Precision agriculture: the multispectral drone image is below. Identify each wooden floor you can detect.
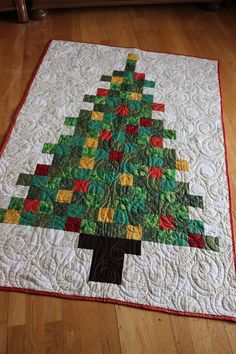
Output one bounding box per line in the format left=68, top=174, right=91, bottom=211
left=0, top=3, right=236, bottom=353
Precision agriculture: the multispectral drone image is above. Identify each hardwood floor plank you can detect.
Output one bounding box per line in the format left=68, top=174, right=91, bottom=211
left=62, top=300, right=121, bottom=354
left=25, top=295, right=45, bottom=354
left=8, top=293, right=26, bottom=327
left=45, top=321, right=64, bottom=354
left=116, top=306, right=177, bottom=354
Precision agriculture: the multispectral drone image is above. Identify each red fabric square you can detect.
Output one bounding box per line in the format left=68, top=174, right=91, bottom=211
left=133, top=72, right=145, bottom=80
left=140, top=118, right=152, bottom=127
left=188, top=234, right=205, bottom=249
left=35, top=164, right=50, bottom=176
left=24, top=199, right=39, bottom=212
left=100, top=130, right=112, bottom=141
left=150, top=136, right=163, bottom=147
left=126, top=125, right=139, bottom=135
left=115, top=106, right=129, bottom=116
left=152, top=103, right=165, bottom=112
left=109, top=150, right=123, bottom=162
left=148, top=167, right=162, bottom=179
left=73, top=179, right=89, bottom=192
left=97, top=88, right=109, bottom=96
left=65, top=217, right=81, bottom=232
left=159, top=216, right=174, bottom=230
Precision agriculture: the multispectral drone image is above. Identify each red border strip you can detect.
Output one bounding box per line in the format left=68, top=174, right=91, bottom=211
left=0, top=39, right=235, bottom=322
left=0, top=285, right=235, bottom=322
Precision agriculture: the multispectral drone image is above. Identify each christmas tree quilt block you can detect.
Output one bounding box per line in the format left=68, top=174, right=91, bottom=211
left=0, top=40, right=235, bottom=321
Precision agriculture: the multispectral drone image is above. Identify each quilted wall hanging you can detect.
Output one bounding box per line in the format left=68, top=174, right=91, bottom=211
left=0, top=40, right=235, bottom=321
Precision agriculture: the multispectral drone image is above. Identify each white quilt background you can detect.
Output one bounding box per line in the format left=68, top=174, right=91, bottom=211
left=0, top=40, right=235, bottom=319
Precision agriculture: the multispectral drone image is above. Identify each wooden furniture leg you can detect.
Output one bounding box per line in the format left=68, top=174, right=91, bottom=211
left=30, top=8, right=48, bottom=20
left=14, top=0, right=28, bottom=22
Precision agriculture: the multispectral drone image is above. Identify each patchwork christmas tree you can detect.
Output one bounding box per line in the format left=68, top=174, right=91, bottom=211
left=0, top=53, right=219, bottom=284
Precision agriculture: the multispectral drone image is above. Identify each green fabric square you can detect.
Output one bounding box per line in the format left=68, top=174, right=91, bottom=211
left=144, top=214, right=159, bottom=228
left=83, top=95, right=96, bottom=103
left=35, top=213, right=52, bottom=228
left=20, top=211, right=36, bottom=226
left=127, top=116, right=140, bottom=125
left=188, top=195, right=203, bottom=209
left=130, top=199, right=145, bottom=214
left=67, top=204, right=84, bottom=218
left=142, top=228, right=157, bottom=242
left=46, top=177, right=62, bottom=189
left=149, top=155, right=163, bottom=168
left=163, top=149, right=176, bottom=169
left=31, top=175, right=48, bottom=188
left=82, top=147, right=97, bottom=158
left=95, top=96, right=106, bottom=104
left=172, top=231, right=189, bottom=246
left=205, top=236, right=219, bottom=251
left=16, top=173, right=32, bottom=186
left=161, top=179, right=176, bottom=192
left=27, top=187, right=43, bottom=199
left=8, top=197, right=24, bottom=211
left=188, top=220, right=204, bottom=235
left=162, top=168, right=176, bottom=180
left=160, top=192, right=176, bottom=203
left=101, top=75, right=111, bottom=82
left=112, top=132, right=125, bottom=142
left=42, top=143, right=56, bottom=154
left=157, top=230, right=175, bottom=245
left=159, top=201, right=174, bottom=216
left=64, top=117, right=78, bottom=126
left=96, top=149, right=109, bottom=160
left=137, top=134, right=149, bottom=146
left=71, top=136, right=85, bottom=146
left=174, top=204, right=189, bottom=219
left=55, top=144, right=71, bottom=155
left=131, top=187, right=146, bottom=200
left=174, top=217, right=188, bottom=233
left=123, top=143, right=138, bottom=154
left=144, top=80, right=155, bottom=88
left=39, top=200, right=54, bottom=213
left=114, top=208, right=128, bottom=224
left=80, top=219, right=96, bottom=235
left=142, top=94, right=153, bottom=103
left=163, top=129, right=176, bottom=140
left=50, top=215, right=66, bottom=230
left=59, top=135, right=73, bottom=145
left=41, top=189, right=58, bottom=202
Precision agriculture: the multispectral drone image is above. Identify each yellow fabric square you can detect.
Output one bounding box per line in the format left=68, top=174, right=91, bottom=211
left=84, top=138, right=99, bottom=149
left=127, top=225, right=142, bottom=240
left=98, top=208, right=115, bottom=223
left=111, top=76, right=124, bottom=85
left=128, top=53, right=138, bottom=61
left=120, top=173, right=133, bottom=186
left=176, top=160, right=189, bottom=172
left=56, top=190, right=73, bottom=204
left=130, top=93, right=142, bottom=101
left=79, top=157, right=95, bottom=170
left=3, top=210, right=20, bottom=224
left=91, top=111, right=104, bottom=121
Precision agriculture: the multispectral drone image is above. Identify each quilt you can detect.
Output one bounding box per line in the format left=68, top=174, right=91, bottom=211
left=0, top=40, right=235, bottom=321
